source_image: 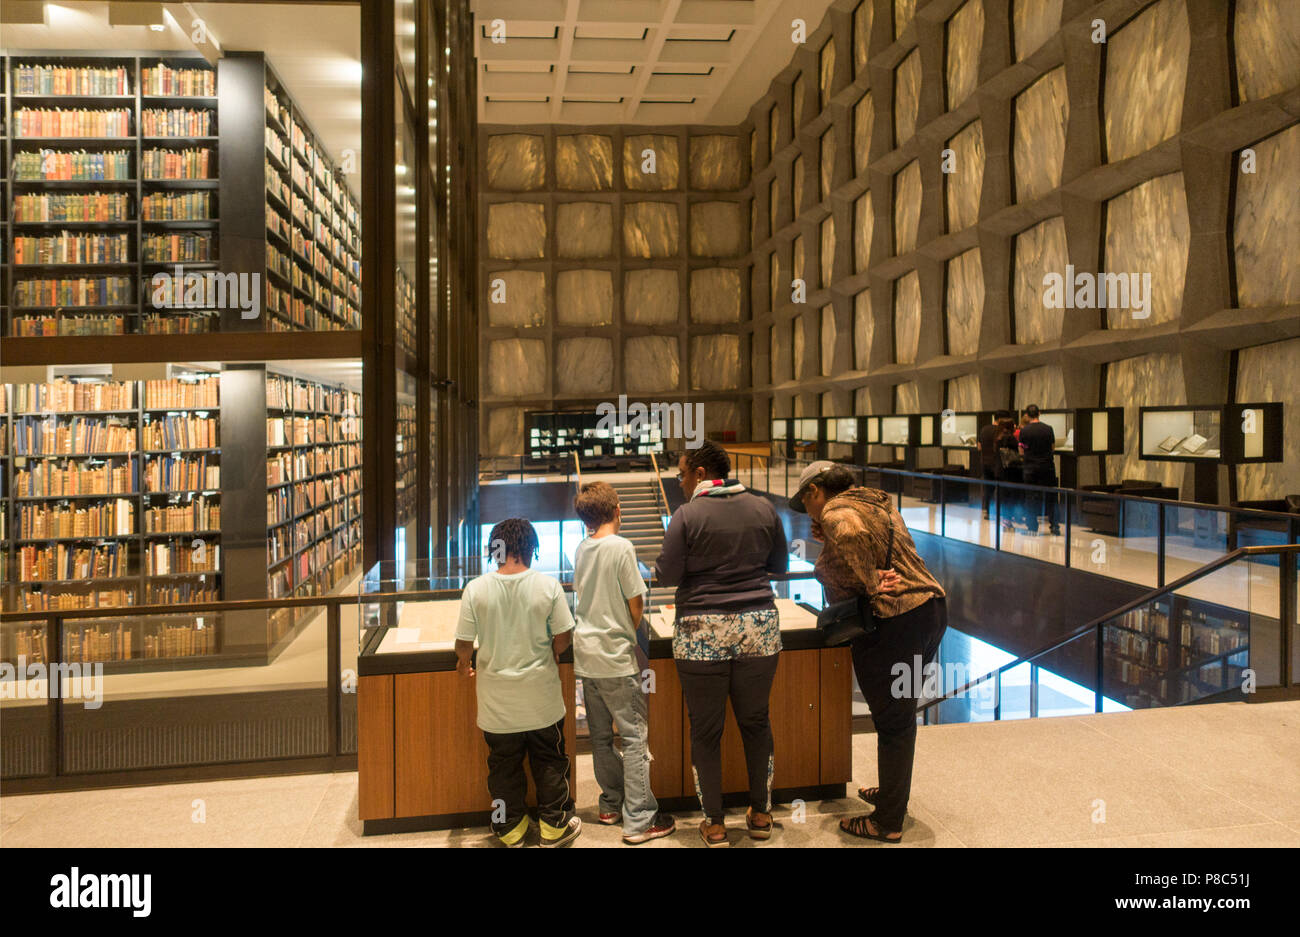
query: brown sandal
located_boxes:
[857,786,881,806]
[699,819,729,848]
[746,807,773,840]
[839,814,902,843]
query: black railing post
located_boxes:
[994,482,1002,551]
[49,614,63,777]
[1095,620,1105,713]
[327,599,341,757]
[993,671,1001,721]
[1279,551,1296,689]
[939,474,946,537]
[1029,662,1039,718]
[1064,487,1072,568]
[1157,501,1167,588]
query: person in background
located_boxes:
[1018,404,1060,535]
[655,440,788,847]
[791,463,947,844]
[976,410,1011,520]
[995,414,1024,530]
[572,481,676,845]
[455,517,581,848]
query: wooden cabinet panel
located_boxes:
[770,649,820,789]
[645,659,684,798]
[394,672,436,817]
[358,674,394,820]
[819,646,854,783]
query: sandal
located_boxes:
[745,807,773,840]
[856,786,881,806]
[699,819,729,848]
[839,814,902,843]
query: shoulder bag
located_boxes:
[815,506,896,647]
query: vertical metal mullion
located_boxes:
[327,599,340,756]
[1157,500,1167,588]
[49,614,63,777]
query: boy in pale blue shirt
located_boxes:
[573,482,676,844]
[455,517,581,848]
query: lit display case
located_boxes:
[1072,407,1125,456]
[937,411,994,450]
[526,410,665,464]
[1139,406,1225,462]
[1139,404,1283,502]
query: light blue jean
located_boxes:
[582,674,658,835]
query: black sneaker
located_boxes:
[539,815,582,848]
[623,812,676,845]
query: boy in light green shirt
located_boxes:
[455,517,580,848]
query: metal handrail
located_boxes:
[649,450,671,521]
[572,449,581,487]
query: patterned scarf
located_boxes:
[691,478,746,500]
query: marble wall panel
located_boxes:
[486,406,525,456]
[691,335,741,390]
[487,202,546,259]
[821,305,837,375]
[690,135,746,190]
[488,338,546,397]
[624,269,679,325]
[946,0,984,111]
[1235,338,1300,499]
[556,337,613,395]
[945,247,984,356]
[557,201,614,259]
[945,120,984,232]
[894,270,921,364]
[623,134,680,190]
[820,127,836,200]
[1013,364,1066,411]
[1104,353,1186,488]
[769,252,781,309]
[1234,123,1300,307]
[486,133,545,191]
[855,386,871,413]
[793,155,805,219]
[793,314,807,381]
[1013,216,1068,344]
[820,216,836,288]
[624,202,680,258]
[690,201,746,258]
[893,160,921,254]
[769,177,780,236]
[556,269,613,326]
[854,92,874,175]
[1104,173,1189,328]
[896,380,921,413]
[854,290,873,370]
[487,270,547,328]
[704,401,744,437]
[624,336,680,394]
[854,191,873,274]
[770,326,781,383]
[769,104,780,158]
[894,0,916,40]
[1235,0,1300,102]
[793,235,806,285]
[854,0,872,74]
[690,268,743,324]
[556,134,614,191]
[820,39,836,110]
[894,50,922,146]
[793,73,807,133]
[1104,0,1190,163]
[948,373,981,411]
[1014,68,1068,203]
[1013,0,1062,61]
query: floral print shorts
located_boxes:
[673,607,781,661]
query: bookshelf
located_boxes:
[396,402,415,525]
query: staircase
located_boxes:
[611,479,667,566]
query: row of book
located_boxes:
[18,589,135,611]
[140,107,214,137]
[63,622,218,663]
[9,315,128,337]
[144,497,221,533]
[266,159,291,207]
[146,582,218,605]
[14,460,137,497]
[266,242,291,281]
[13,192,132,223]
[141,147,212,180]
[142,64,215,98]
[17,499,136,540]
[5,628,47,665]
[144,376,219,410]
[142,415,217,450]
[140,314,214,335]
[12,415,136,455]
[268,486,292,526]
[265,126,291,167]
[14,108,132,138]
[17,542,130,581]
[11,379,136,414]
[143,454,219,492]
[12,64,131,97]
[146,542,220,575]
[141,190,212,220]
[142,232,213,262]
[14,276,133,307]
[12,148,131,181]
[13,232,131,266]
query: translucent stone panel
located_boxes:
[896,380,921,413]
[793,235,806,285]
[820,216,836,288]
[1014,68,1068,203]
[819,39,836,110]
[486,270,547,327]
[946,0,984,111]
[948,373,981,410]
[854,92,874,175]
[1104,0,1190,163]
[556,134,613,191]
[1105,353,1186,488]
[820,127,836,200]
[821,306,837,375]
[487,202,546,260]
[855,386,870,413]
[945,120,984,232]
[487,338,546,397]
[770,326,781,383]
[769,178,780,236]
[689,135,746,190]
[770,253,780,309]
[624,336,679,394]
[556,337,613,395]
[793,73,807,133]
[893,160,921,255]
[689,201,746,258]
[793,155,805,219]
[1104,173,1189,328]
[1013,216,1067,344]
[854,191,873,273]
[623,134,679,190]
[1234,123,1300,307]
[556,202,614,259]
[689,268,742,324]
[556,269,613,326]
[769,104,780,158]
[854,290,873,370]
[1235,0,1300,101]
[894,271,921,364]
[1235,338,1300,499]
[945,247,983,356]
[750,129,757,169]
[1013,364,1065,412]
[624,202,679,258]
[854,0,872,75]
[894,0,916,39]
[486,406,525,456]
[1013,0,1062,61]
[894,50,921,146]
[793,315,806,380]
[485,133,545,191]
[690,335,741,390]
[624,269,678,325]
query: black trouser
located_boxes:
[483,719,573,834]
[676,654,780,823]
[1023,464,1059,530]
[980,463,998,512]
[850,597,948,833]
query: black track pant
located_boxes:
[483,719,573,833]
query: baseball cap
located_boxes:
[788,460,837,513]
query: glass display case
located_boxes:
[1139,406,1224,462]
[1036,409,1075,452]
[938,411,990,449]
[526,410,666,463]
[879,415,912,446]
[1072,407,1125,456]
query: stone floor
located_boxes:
[3,700,1297,848]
